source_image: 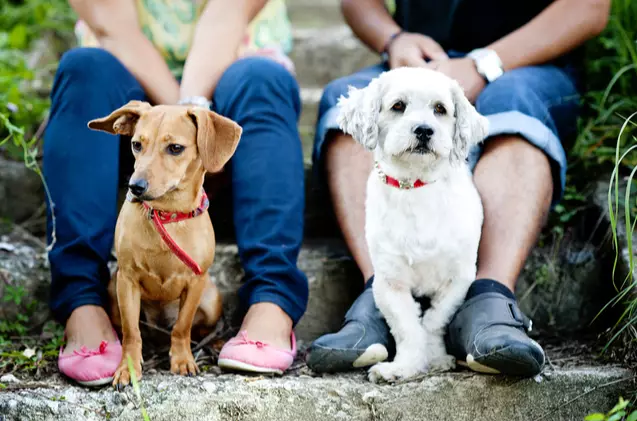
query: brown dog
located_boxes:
[88,100,242,388]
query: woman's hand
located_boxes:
[179,0,268,101]
[69,0,179,105]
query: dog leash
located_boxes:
[141,193,210,275]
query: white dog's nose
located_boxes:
[414,125,434,142]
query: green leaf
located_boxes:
[608,411,626,421]
[626,410,637,421]
[8,24,28,50]
[609,397,629,414]
[584,414,606,421]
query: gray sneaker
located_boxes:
[446,292,545,377]
[305,277,395,373]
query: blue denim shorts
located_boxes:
[312,54,580,206]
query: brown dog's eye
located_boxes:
[131,141,142,152]
[434,103,447,115]
[166,144,185,156]
[391,101,406,113]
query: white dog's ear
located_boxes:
[336,78,382,150]
[450,81,489,161]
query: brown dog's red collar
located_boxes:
[141,193,210,275]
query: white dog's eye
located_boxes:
[434,103,447,116]
[391,101,406,113]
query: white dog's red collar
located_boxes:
[375,162,429,190]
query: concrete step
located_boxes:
[0,366,633,420]
[291,26,378,88]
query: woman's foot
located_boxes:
[58,305,122,387]
[218,302,296,374]
[239,302,293,350]
[61,305,118,355]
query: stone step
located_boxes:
[0,366,633,421]
[0,191,621,346]
[291,26,378,89]
[286,0,344,29]
[299,87,322,158]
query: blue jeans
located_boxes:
[314,55,580,206]
[44,48,309,325]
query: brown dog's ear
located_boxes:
[187,107,242,173]
[87,100,152,135]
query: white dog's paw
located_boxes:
[428,354,456,373]
[368,362,422,383]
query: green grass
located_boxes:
[585,397,637,421]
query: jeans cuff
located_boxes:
[51,291,107,324]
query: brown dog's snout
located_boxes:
[128,178,148,197]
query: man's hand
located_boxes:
[388,33,448,69]
[428,58,486,103]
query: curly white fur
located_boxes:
[337,67,489,383]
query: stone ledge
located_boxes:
[291,26,378,88]
[0,366,633,421]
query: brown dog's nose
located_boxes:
[128,179,148,197]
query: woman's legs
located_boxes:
[213,57,309,350]
[44,48,146,353]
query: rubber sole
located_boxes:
[352,344,389,368]
[76,376,114,387]
[458,339,545,377]
[217,358,284,375]
[306,343,389,373]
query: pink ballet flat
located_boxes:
[58,332,122,387]
[217,330,297,375]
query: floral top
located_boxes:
[75,0,294,78]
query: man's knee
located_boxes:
[476,71,543,118]
[318,77,353,116]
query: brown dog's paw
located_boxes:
[170,351,199,376]
[113,359,142,390]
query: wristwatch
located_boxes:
[467,48,504,83]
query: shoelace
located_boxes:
[73,341,109,357]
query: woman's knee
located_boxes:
[56,48,122,83]
[215,57,301,114]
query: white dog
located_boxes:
[336,67,489,383]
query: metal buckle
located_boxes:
[399,179,412,189]
[147,207,154,220]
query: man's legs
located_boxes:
[474,136,553,290]
[213,57,308,351]
[446,65,579,376]
[325,134,375,282]
[44,48,146,354]
[308,63,579,376]
[306,65,396,372]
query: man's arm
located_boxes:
[69,0,180,105]
[488,0,611,71]
[341,0,401,54]
[178,0,268,101]
[341,0,447,68]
